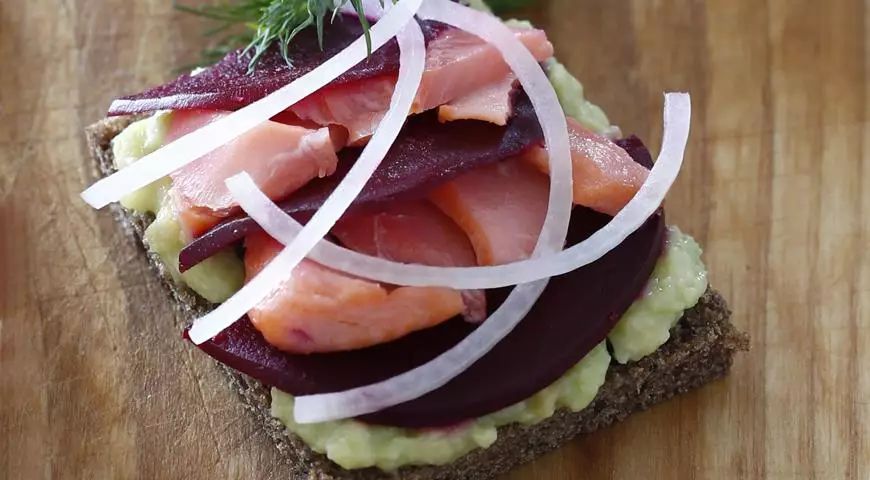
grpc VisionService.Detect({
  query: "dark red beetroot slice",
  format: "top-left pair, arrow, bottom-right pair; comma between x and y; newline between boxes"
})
107,18 -> 446,116
188,206 -> 665,428
614,135 -> 653,169
178,88 -> 543,272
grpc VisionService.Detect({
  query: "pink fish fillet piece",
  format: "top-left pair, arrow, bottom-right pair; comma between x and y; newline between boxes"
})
244,232 -> 465,354
429,158 -> 550,266
331,201 -> 487,322
437,73 -> 517,126
164,109 -> 346,238
525,117 -> 650,216
289,27 -> 554,144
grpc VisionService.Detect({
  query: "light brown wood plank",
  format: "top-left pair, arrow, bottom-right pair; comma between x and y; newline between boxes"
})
813,1 -> 864,477
1,0 -> 867,478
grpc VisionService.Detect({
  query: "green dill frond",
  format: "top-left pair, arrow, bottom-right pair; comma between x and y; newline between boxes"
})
175,0 -> 374,73
177,0 -> 539,72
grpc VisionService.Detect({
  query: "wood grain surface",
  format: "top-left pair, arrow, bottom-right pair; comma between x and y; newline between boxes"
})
1,0 -> 867,478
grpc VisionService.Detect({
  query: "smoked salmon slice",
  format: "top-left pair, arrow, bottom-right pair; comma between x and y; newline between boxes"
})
429,119 -> 649,270
289,27 -> 553,144
288,76 -> 397,146
438,73 -> 517,126
525,117 -> 649,216
413,28 -> 551,113
331,200 -> 487,322
165,110 -> 346,238
429,158 -> 550,266
244,232 -> 465,354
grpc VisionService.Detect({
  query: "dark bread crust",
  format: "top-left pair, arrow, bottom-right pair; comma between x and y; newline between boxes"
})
86,117 -> 749,480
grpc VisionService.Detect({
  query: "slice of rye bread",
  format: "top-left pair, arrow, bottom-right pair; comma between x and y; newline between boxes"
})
85,116 -> 749,480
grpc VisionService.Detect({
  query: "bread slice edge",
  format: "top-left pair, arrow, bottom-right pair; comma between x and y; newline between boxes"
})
85,117 -> 750,480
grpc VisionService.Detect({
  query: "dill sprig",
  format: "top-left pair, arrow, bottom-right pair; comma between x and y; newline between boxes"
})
175,0 -> 376,72
176,0 -> 537,72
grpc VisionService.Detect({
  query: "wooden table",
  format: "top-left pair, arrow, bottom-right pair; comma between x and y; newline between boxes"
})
1,0 -> 866,478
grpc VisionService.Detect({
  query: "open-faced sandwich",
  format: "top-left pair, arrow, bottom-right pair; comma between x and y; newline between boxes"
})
81,0 -> 749,477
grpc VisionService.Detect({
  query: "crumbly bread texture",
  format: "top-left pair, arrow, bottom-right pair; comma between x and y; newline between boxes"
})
86,117 -> 749,480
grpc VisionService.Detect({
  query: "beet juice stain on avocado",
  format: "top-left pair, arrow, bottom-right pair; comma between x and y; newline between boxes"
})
82,0 -> 747,477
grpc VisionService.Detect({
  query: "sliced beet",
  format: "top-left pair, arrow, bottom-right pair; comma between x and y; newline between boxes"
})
177,128 -> 652,273
107,18 -> 447,116
614,135 -> 654,169
188,206 -> 665,428
177,89 -> 543,272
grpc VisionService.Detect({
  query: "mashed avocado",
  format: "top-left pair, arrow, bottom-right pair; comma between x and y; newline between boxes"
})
112,111 -> 172,213
272,343 -> 610,471
112,114 -> 245,303
607,227 -> 708,363
546,60 -> 618,136
271,232 -> 708,471
143,194 -> 245,303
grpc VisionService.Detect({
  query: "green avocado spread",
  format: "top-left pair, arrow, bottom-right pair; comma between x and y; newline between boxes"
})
272,343 -> 611,471
546,59 -> 618,136
270,228 -> 707,471
608,229 -> 708,363
111,113 -> 244,304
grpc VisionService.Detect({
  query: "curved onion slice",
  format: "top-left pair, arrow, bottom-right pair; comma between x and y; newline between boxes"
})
224,173 -> 383,266
187,4 -> 427,346
292,0 -> 575,424
290,94 -> 690,424
230,89 -> 690,424
419,0 -> 575,259
79,0 -> 424,210
231,92 -> 691,292
229,90 -> 690,424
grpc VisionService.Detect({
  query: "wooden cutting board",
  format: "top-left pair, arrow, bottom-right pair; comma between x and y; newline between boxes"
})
1,0 -> 867,478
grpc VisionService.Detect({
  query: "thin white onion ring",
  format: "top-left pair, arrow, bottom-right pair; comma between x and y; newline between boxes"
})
420,0 -> 576,258
227,91 -> 690,424
187,1 -> 426,345
289,92 -> 690,423
292,0 -> 575,424
230,92 -> 691,291
80,0 -> 424,210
